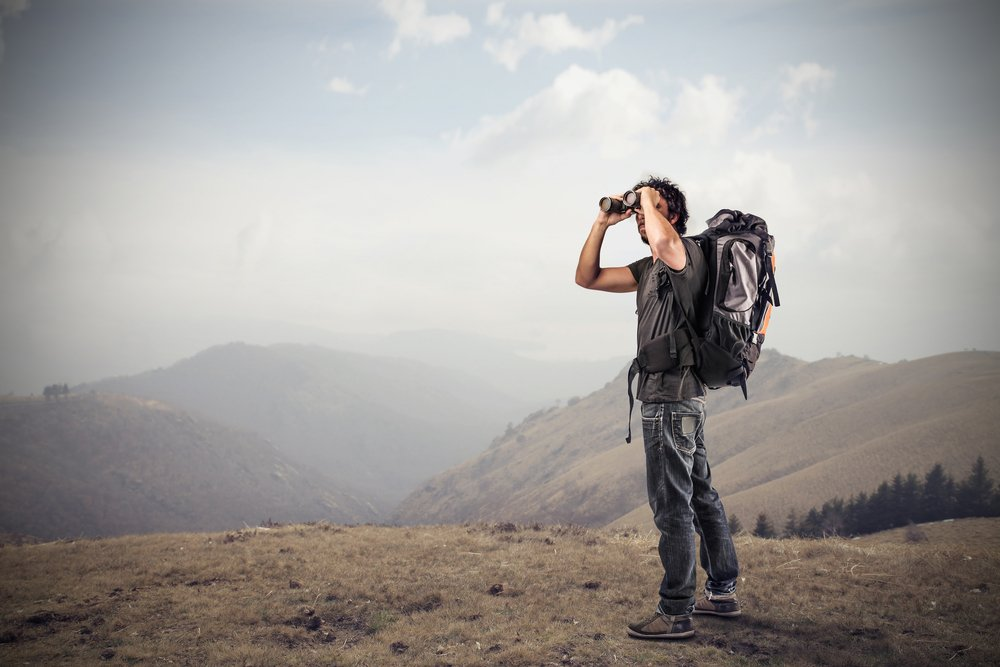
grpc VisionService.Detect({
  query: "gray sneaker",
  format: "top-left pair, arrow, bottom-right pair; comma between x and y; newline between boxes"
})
626,612 -> 695,640
694,591 -> 742,617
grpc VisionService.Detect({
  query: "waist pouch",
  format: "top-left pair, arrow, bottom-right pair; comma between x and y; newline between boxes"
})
625,330 -> 696,443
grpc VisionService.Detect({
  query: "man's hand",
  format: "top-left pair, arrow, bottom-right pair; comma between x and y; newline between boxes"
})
576,193 -> 640,292
596,194 -> 636,227
635,186 -> 661,213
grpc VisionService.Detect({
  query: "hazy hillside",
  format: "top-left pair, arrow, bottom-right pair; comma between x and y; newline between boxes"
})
0,394 -> 376,539
316,328 -> 629,405
85,342 -> 533,511
2,519 -> 998,666
397,351 -> 1000,528
395,349 -> 826,524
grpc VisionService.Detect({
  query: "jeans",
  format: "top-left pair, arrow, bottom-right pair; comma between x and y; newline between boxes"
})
641,398 -> 739,616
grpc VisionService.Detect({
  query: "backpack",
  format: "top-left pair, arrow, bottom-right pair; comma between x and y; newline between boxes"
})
678,209 -> 779,397
624,209 -> 779,443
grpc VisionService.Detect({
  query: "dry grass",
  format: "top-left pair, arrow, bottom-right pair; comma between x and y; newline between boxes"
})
1,520 -> 998,666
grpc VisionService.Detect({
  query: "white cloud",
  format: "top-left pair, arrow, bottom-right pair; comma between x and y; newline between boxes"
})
309,38 -> 356,54
750,62 -> 836,139
486,2 -> 507,28
380,0 -> 471,58
447,65 -> 661,162
327,76 -> 369,96
666,75 -> 741,146
781,62 -> 836,102
484,8 -> 643,71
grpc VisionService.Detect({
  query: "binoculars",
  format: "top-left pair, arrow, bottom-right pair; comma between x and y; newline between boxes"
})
598,189 -> 640,214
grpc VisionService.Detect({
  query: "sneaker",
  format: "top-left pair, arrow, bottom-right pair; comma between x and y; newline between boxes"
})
626,612 -> 695,640
694,591 -> 742,617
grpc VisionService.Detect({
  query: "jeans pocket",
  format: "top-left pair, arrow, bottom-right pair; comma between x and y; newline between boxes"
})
671,411 -> 699,455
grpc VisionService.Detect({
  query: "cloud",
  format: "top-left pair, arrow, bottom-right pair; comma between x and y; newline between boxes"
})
485,2 -> 507,28
327,76 -> 369,96
484,6 -> 643,71
751,62 -> 835,139
665,75 -> 742,146
380,0 -> 471,58
0,0 -> 29,64
781,62 -> 836,102
308,38 -> 355,54
447,65 -> 661,162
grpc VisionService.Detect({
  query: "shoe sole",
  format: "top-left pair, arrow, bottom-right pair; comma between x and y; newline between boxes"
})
693,608 -> 742,617
626,627 -> 696,640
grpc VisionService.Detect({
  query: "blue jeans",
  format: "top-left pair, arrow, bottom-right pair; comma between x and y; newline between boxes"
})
641,398 -> 739,616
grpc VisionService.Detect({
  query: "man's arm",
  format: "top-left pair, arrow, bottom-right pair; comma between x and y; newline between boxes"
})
637,187 -> 687,271
575,205 -> 638,293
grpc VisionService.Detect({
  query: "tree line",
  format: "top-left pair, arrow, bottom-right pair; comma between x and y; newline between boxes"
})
43,384 -> 70,399
740,456 -> 999,539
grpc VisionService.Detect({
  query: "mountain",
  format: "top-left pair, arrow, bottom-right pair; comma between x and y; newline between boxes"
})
0,394 -> 376,539
315,329 -> 630,405
84,342 -> 533,512
396,351 -> 1000,528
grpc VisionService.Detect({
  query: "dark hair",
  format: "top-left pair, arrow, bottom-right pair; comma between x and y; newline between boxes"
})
632,176 -> 689,235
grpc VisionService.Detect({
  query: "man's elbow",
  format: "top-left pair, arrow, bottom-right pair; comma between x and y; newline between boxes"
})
575,270 -> 595,289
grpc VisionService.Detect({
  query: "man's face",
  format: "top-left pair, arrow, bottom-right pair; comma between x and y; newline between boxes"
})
635,192 -> 673,245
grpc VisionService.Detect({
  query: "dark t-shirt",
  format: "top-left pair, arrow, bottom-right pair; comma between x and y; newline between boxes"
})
628,238 -> 708,402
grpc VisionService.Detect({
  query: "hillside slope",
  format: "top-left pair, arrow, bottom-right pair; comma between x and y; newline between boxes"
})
614,351 -> 1000,529
397,351 -> 1000,528
85,342 -> 532,511
0,394 -> 377,539
396,350 -> 835,524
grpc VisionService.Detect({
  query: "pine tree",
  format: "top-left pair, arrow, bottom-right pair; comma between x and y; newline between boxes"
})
728,514 -> 743,535
844,492 -> 868,536
868,481 -> 892,533
919,464 -> 954,522
957,457 -> 996,518
801,508 -> 823,538
820,498 -> 846,536
783,509 -> 799,538
898,473 -> 921,525
752,513 -> 777,539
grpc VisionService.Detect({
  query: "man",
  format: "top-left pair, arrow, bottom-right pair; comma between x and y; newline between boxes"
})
575,176 -> 740,640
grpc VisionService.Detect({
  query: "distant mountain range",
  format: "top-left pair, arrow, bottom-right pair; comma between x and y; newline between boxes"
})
84,342 -> 534,513
0,393 -> 375,539
397,351 -> 1000,530
5,344 -> 997,540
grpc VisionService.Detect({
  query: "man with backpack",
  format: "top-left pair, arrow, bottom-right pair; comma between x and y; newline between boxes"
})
575,176 -> 741,640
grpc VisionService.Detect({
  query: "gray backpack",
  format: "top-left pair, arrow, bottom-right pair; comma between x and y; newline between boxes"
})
676,209 -> 779,397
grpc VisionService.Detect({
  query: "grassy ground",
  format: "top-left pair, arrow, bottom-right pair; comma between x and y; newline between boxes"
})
1,520 -> 998,666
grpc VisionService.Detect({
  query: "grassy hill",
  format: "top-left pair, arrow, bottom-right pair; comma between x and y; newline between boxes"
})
0,394 -> 377,539
614,351 -> 1000,530
85,342 -> 534,512
1,519 -> 997,666
397,351 -> 1000,529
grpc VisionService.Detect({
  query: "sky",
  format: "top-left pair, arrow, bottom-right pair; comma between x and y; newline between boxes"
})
1,0 -> 999,394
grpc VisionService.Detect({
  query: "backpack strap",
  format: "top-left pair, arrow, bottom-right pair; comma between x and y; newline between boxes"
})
764,254 -> 780,307
625,358 -> 640,444
665,266 -> 704,366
